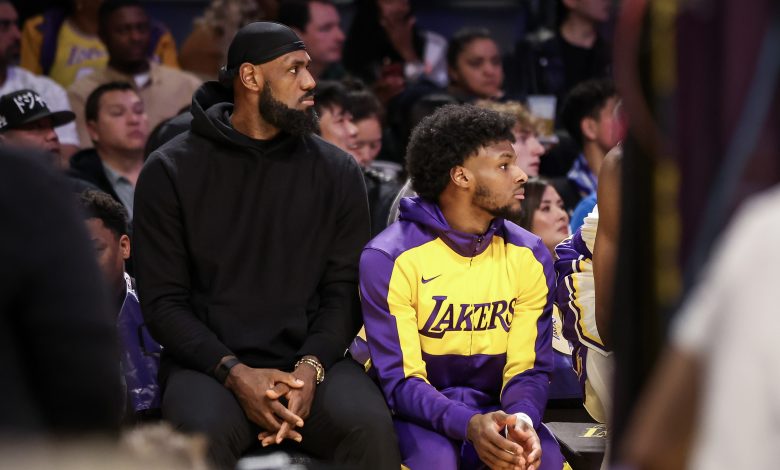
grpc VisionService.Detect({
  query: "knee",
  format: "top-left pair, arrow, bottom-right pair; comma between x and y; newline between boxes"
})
398,431 -> 458,469
537,426 -> 567,470
161,388 -> 251,467
337,406 -> 396,445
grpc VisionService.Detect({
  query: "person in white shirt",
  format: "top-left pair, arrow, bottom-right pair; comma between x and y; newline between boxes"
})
0,0 -> 80,164
621,185 -> 780,470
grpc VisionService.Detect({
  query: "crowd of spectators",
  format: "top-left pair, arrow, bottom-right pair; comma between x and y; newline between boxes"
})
0,0 -> 645,469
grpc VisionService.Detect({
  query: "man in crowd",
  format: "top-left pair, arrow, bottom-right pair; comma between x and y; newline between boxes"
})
278,0 -> 346,80
559,78 -> 622,208
0,0 -> 80,162
79,189 -> 161,422
133,22 -> 399,469
359,104 -> 566,469
70,82 -> 148,219
0,88 -> 75,165
314,79 -> 400,236
68,0 -> 200,148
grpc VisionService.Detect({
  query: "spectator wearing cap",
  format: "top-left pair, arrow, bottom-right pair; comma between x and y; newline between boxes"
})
68,0 -> 201,148
133,22 -> 400,469
69,82 -> 148,219
0,0 -> 80,162
0,88 -> 75,167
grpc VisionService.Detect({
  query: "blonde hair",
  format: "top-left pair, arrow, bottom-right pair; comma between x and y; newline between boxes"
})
474,100 -> 542,135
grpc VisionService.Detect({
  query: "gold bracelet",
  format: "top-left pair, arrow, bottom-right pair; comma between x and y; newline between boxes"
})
295,357 -> 324,384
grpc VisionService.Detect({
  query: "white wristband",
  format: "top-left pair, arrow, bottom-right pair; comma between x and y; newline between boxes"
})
513,412 -> 534,429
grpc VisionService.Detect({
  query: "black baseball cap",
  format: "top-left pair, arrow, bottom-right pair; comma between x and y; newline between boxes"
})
219,22 -> 306,81
0,89 -> 75,132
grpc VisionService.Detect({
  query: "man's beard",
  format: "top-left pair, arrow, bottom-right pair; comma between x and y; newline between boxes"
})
258,82 -> 318,136
474,183 -> 522,222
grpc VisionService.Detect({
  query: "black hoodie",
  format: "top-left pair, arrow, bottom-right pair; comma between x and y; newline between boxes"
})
133,82 -> 371,376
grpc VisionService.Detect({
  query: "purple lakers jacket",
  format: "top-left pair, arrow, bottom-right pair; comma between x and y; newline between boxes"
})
360,197 -> 555,441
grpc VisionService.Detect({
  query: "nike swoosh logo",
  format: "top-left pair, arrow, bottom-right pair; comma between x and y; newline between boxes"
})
421,274 -> 442,284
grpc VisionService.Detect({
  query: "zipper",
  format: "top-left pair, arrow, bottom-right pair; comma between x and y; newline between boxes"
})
470,236 -> 484,267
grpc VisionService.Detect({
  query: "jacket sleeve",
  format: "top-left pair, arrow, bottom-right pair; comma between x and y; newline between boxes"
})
360,248 -> 479,441
500,238 -> 554,427
154,30 -> 180,69
133,154 -> 232,374
297,157 -> 370,369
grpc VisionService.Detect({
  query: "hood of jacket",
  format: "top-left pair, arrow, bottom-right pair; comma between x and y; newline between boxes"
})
398,196 -> 504,258
189,81 -> 299,156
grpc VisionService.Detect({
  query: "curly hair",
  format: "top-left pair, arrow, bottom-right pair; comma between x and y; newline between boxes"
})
79,190 -> 130,238
406,104 -> 515,201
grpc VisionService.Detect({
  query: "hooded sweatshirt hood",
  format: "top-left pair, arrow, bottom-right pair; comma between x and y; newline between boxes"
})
398,196 -> 504,258
189,81 -> 297,156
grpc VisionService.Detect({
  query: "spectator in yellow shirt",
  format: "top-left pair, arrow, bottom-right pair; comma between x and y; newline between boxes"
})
20,0 -> 178,88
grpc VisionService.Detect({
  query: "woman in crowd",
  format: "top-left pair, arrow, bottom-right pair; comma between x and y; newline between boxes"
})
446,27 -> 505,102
517,177 -> 580,404
510,0 -> 612,117
21,0 -> 178,87
179,0 -> 277,80
343,0 -> 447,104
517,178 -> 570,255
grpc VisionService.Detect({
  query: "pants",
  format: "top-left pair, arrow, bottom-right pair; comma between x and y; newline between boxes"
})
583,349 -> 614,425
162,358 -> 401,470
583,350 -> 614,470
394,415 -> 566,470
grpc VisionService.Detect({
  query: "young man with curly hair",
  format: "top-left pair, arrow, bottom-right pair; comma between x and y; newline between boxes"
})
359,104 -> 568,469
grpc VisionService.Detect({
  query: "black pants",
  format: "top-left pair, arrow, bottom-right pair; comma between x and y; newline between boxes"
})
162,358 -> 401,470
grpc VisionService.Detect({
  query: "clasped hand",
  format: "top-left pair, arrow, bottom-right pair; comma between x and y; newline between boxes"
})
225,364 -> 316,446
467,411 -> 542,470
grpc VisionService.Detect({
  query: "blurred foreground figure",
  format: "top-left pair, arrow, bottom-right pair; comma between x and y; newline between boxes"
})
621,185 -> 780,470
0,147 -> 121,435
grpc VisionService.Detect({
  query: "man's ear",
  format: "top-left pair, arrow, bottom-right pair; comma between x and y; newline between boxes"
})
86,120 -> 100,143
239,63 -> 262,92
450,165 -> 472,190
581,116 -> 599,142
119,234 -> 131,260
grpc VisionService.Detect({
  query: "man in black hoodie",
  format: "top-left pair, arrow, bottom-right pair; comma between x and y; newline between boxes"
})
133,22 -> 400,469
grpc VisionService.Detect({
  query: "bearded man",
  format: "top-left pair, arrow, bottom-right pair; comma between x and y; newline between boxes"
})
359,104 -> 568,470
133,22 -> 400,470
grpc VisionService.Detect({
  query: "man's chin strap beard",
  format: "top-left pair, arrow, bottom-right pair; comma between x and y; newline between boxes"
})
258,83 -> 319,136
